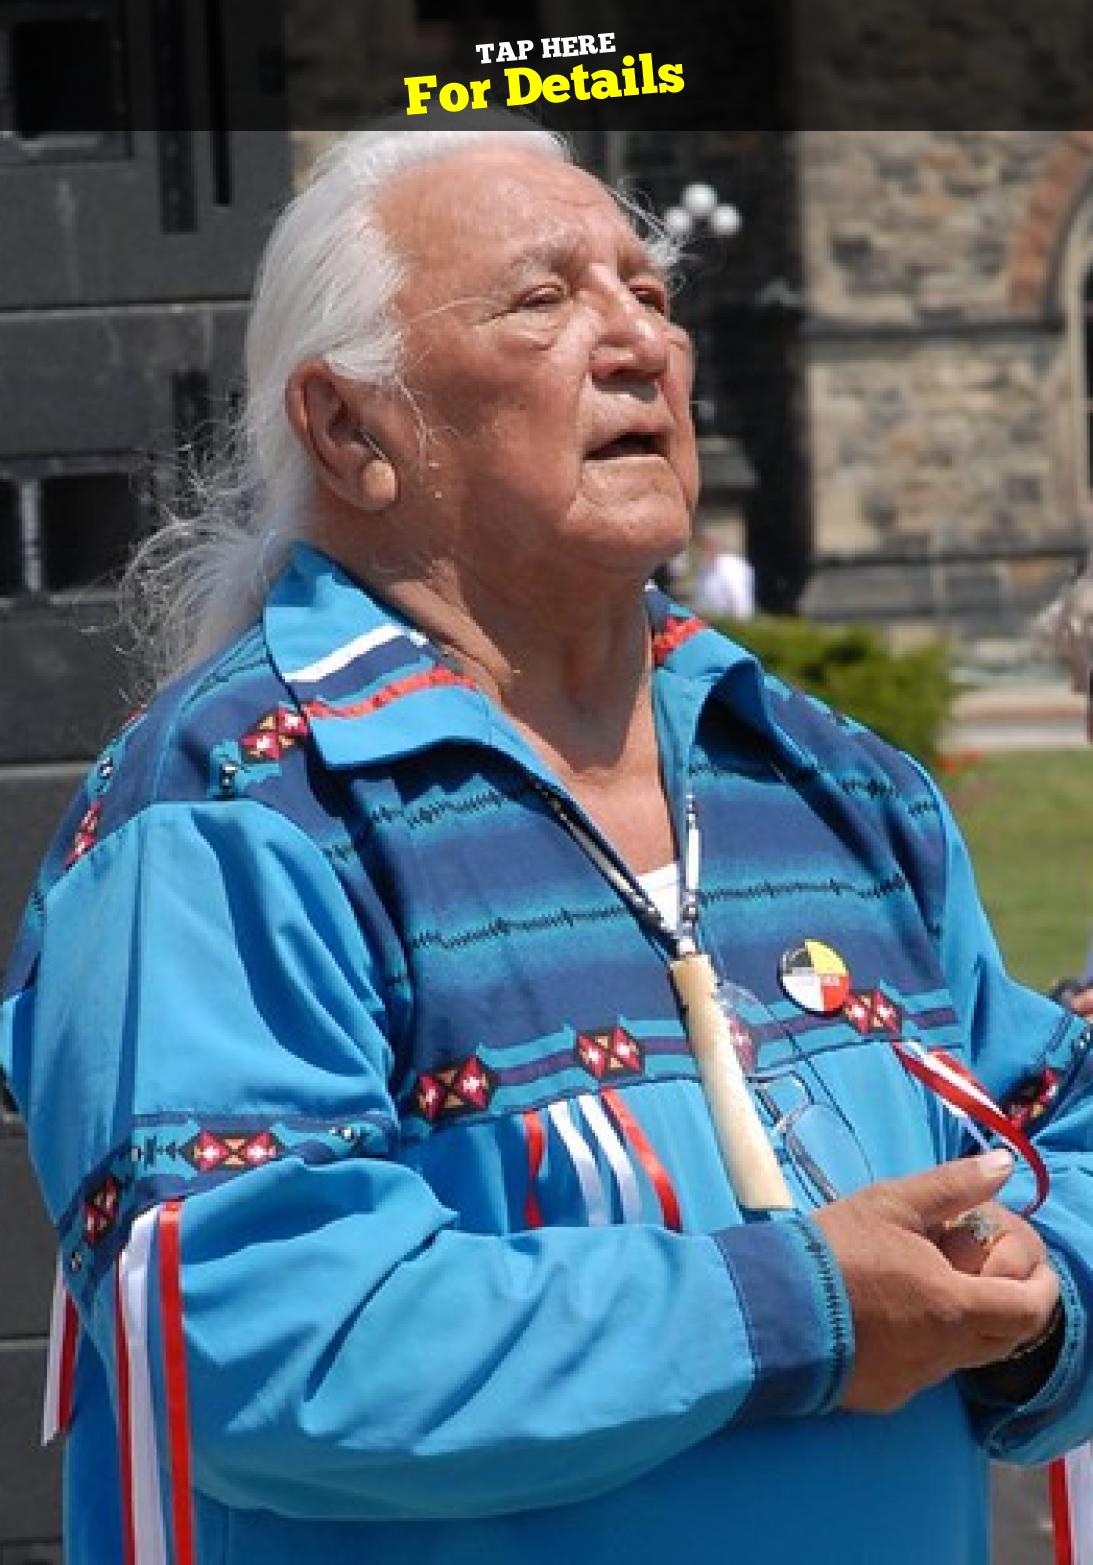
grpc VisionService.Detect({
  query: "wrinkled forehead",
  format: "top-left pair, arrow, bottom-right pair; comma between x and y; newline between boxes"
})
376,149 -> 658,309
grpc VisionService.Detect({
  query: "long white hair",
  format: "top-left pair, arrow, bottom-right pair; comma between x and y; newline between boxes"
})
124,127 -> 570,689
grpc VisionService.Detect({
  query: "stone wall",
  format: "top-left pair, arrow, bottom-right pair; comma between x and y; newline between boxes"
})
793,0 -> 1093,136
788,0 -> 1093,634
801,329 -> 1078,626
797,130 -> 1092,632
806,332 -> 1074,554
800,132 -> 1056,325
284,0 -> 417,130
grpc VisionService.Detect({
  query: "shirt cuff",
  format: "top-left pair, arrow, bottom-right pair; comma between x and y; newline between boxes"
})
711,1214 -> 854,1421
962,1250 -> 1086,1437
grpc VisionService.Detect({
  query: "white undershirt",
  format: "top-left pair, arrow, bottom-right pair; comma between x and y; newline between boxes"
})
637,862 -> 681,936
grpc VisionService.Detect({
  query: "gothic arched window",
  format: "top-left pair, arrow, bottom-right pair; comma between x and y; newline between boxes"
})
1060,189 -> 1093,517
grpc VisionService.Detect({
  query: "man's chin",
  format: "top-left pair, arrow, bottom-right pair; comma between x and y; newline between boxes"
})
578,474 -> 692,534
567,508 -> 692,581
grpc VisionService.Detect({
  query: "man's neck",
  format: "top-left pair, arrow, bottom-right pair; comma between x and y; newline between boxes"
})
406,574 -> 673,871
400,570 -> 653,774
318,531 -> 677,871
319,526 -> 657,775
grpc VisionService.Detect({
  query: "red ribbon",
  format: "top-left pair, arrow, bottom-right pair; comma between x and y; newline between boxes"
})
892,1040 -> 1050,1215
1050,1458 -> 1073,1565
603,1089 -> 683,1231
58,1290 -> 78,1435
159,1201 -> 196,1565
523,1110 -> 546,1229
113,1266 -> 137,1565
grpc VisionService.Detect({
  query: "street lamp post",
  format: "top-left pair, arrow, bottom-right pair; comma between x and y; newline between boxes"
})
651,152 -> 811,617
663,182 -> 742,242
657,179 -> 755,516
659,182 -> 742,441
650,180 -> 756,599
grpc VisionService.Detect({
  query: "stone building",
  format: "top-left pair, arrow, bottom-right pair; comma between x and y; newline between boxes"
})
798,128 -> 1093,643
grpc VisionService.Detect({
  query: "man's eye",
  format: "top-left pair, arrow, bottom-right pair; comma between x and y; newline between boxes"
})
631,284 -> 668,315
517,285 -> 567,310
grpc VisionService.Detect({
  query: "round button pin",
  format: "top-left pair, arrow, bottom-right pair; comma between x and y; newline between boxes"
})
778,939 -> 852,1015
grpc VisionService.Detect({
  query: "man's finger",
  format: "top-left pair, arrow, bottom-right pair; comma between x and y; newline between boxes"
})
888,1151 -> 1017,1232
951,1265 -> 1060,1348
938,1202 -> 1047,1281
978,1231 -> 1044,1282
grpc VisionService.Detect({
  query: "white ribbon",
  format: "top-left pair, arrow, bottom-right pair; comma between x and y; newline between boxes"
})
548,1100 -> 609,1226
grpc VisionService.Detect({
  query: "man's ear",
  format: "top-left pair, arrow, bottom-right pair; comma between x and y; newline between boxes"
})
285,363 -> 399,513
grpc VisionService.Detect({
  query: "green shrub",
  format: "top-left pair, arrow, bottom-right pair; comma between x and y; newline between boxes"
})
708,615 -> 956,770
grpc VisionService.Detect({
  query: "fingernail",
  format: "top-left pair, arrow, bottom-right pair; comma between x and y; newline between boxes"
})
980,1149 -> 1015,1176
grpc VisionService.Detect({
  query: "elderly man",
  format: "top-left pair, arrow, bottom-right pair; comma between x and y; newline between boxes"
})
3,129 -> 1092,1565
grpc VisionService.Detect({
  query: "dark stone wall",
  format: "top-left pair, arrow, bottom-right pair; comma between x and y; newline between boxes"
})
0,4 -> 290,1550
793,0 -> 1093,131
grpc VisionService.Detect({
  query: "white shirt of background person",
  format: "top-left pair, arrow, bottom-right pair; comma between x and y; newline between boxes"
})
691,535 -> 756,620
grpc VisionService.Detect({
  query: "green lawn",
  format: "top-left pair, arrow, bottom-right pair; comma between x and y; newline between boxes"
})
941,751 -> 1091,993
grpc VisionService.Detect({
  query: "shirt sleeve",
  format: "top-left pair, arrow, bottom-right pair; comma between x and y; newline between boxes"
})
2,798 -> 852,1522
925,773 -> 1093,1463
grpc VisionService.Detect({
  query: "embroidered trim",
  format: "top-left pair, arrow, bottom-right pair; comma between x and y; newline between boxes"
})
65,801 -> 104,868
303,668 -> 476,722
57,1113 -> 393,1306
574,1025 -> 644,1080
652,615 -> 705,664
842,988 -> 903,1036
210,704 -> 311,798
415,1056 -> 495,1122
285,624 -> 426,684
795,1218 -> 853,1413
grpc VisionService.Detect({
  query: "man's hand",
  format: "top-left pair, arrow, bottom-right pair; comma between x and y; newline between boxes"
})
937,1198 -> 1064,1404
812,1152 -> 1060,1413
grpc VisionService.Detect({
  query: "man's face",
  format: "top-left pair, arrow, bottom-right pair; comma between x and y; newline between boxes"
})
369,148 -> 699,584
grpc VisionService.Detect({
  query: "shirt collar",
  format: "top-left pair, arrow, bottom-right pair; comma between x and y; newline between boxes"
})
264,543 -> 807,773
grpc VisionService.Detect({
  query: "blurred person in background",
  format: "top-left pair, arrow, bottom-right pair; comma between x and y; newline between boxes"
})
689,524 -> 756,621
1038,558 -> 1093,1018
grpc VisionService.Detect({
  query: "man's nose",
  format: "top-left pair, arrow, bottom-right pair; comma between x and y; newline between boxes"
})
590,283 -> 672,381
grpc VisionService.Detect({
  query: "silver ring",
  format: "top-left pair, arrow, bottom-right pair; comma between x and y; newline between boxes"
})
945,1207 -> 1006,1254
